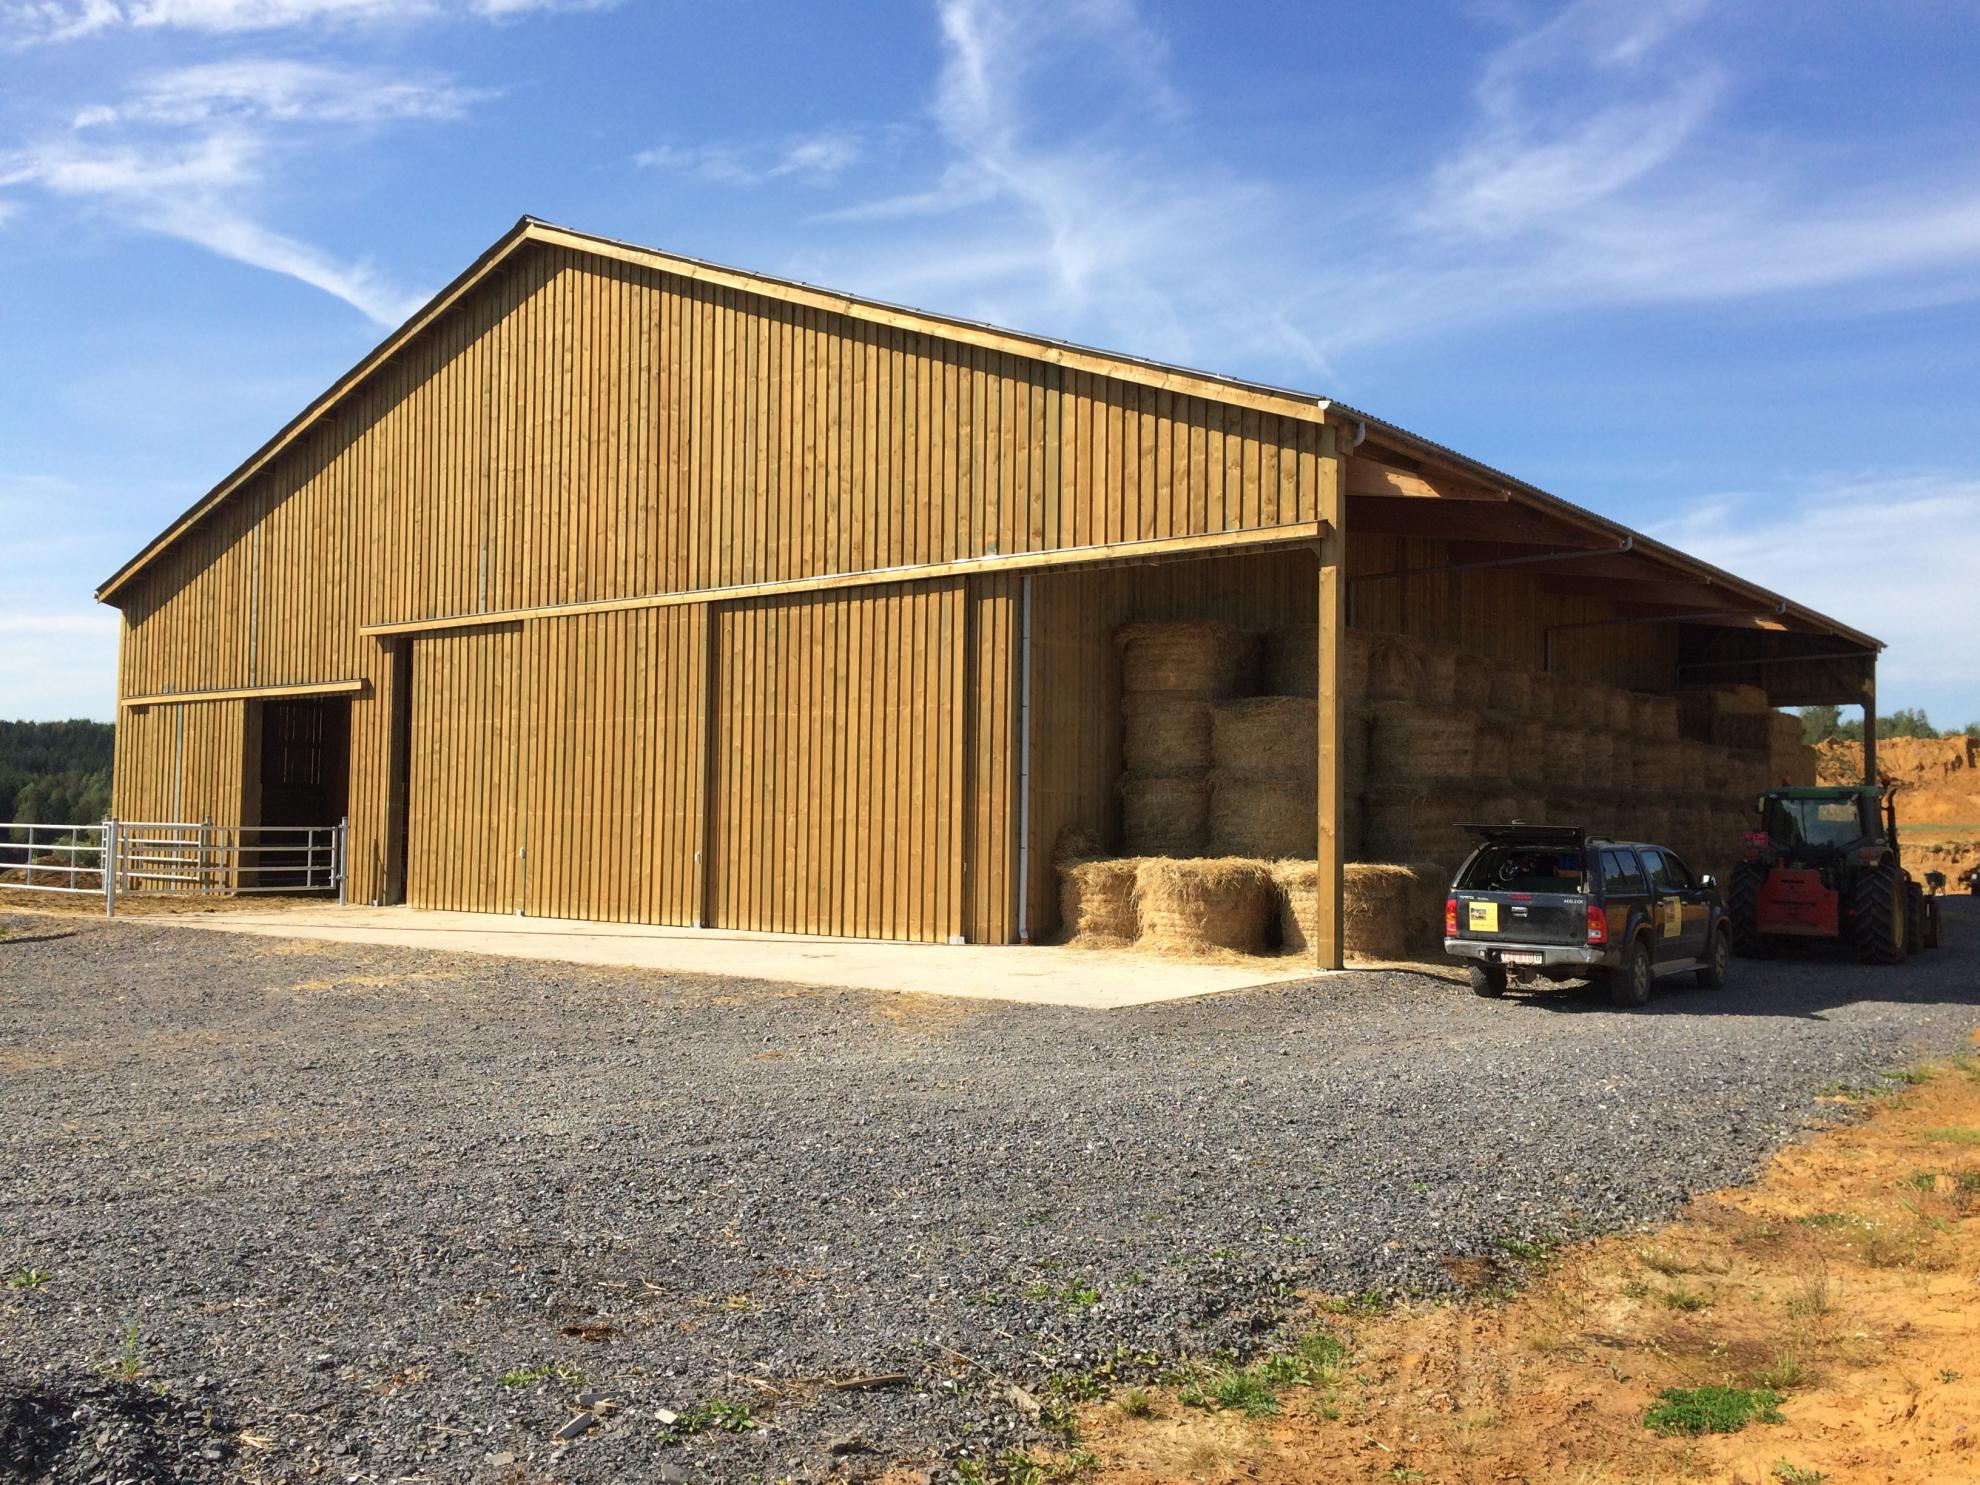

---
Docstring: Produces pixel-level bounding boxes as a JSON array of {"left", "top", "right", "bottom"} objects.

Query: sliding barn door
[
  {"left": 406, "top": 624, "right": 526, "bottom": 913},
  {"left": 708, "top": 581, "right": 965, "bottom": 941}
]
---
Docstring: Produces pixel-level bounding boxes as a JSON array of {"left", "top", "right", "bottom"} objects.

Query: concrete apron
[{"left": 154, "top": 905, "right": 1335, "bottom": 1009}]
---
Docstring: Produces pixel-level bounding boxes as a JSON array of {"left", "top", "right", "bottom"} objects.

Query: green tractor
[{"left": 1728, "top": 783, "right": 1941, "bottom": 963}]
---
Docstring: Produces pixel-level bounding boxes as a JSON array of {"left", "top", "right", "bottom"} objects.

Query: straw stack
[
  {"left": 1059, "top": 858, "right": 1140, "bottom": 947},
  {"left": 1134, "top": 857, "right": 1277, "bottom": 955}
]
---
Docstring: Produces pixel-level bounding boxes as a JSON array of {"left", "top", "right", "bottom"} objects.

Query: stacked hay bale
[
  {"left": 1116, "top": 621, "right": 1253, "bottom": 856},
  {"left": 1209, "top": 697, "right": 1326, "bottom": 859},
  {"left": 1274, "top": 859, "right": 1448, "bottom": 962},
  {"left": 1135, "top": 857, "right": 1277, "bottom": 956}
]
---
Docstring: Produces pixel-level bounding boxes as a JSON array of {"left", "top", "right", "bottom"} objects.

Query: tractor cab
[{"left": 1743, "top": 785, "right": 1893, "bottom": 870}]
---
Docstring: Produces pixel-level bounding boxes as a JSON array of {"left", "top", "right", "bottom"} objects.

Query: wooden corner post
[
  {"left": 1860, "top": 661, "right": 1878, "bottom": 784},
  {"left": 1315, "top": 423, "right": 1347, "bottom": 969}
]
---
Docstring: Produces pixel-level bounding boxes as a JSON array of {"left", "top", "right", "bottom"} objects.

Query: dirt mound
[
  {"left": 0, "top": 1373, "right": 235, "bottom": 1483},
  {"left": 1817, "top": 734, "right": 1980, "bottom": 825}
]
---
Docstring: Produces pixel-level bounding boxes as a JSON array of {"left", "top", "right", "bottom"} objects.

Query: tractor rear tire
[
  {"left": 1729, "top": 863, "right": 1771, "bottom": 958},
  {"left": 1852, "top": 861, "right": 1908, "bottom": 965}
]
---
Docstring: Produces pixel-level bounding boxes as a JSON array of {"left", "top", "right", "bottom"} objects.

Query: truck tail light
[
  {"left": 1444, "top": 897, "right": 1458, "bottom": 936},
  {"left": 1586, "top": 903, "right": 1608, "bottom": 945}
]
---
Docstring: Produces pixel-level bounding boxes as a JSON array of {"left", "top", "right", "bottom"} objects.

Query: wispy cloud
[
  {"left": 1651, "top": 474, "right": 1980, "bottom": 712},
  {"left": 4, "top": 0, "right": 612, "bottom": 44},
  {"left": 637, "top": 127, "right": 879, "bottom": 188},
  {"left": 1, "top": 58, "right": 481, "bottom": 323},
  {"left": 1322, "top": 0, "right": 1980, "bottom": 350},
  {"left": 781, "top": 0, "right": 1325, "bottom": 374}
]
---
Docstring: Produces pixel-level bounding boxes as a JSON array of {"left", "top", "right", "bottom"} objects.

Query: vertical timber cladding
[
  {"left": 111, "top": 699, "right": 247, "bottom": 825},
  {"left": 405, "top": 625, "right": 526, "bottom": 913},
  {"left": 521, "top": 606, "right": 706, "bottom": 927},
  {"left": 708, "top": 580, "right": 967, "bottom": 942}
]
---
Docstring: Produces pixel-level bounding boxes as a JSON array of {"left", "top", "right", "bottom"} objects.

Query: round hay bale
[
  {"left": 1209, "top": 777, "right": 1316, "bottom": 859},
  {"left": 1059, "top": 858, "right": 1139, "bottom": 946},
  {"left": 1342, "top": 862, "right": 1414, "bottom": 961},
  {"left": 1417, "top": 645, "right": 1458, "bottom": 707},
  {"left": 1116, "top": 620, "right": 1253, "bottom": 698},
  {"left": 1474, "top": 714, "right": 1513, "bottom": 779},
  {"left": 1632, "top": 693, "right": 1680, "bottom": 741},
  {"left": 1523, "top": 670, "right": 1555, "bottom": 722},
  {"left": 1123, "top": 695, "right": 1212, "bottom": 776},
  {"left": 1265, "top": 624, "right": 1321, "bottom": 699},
  {"left": 1212, "top": 697, "right": 1317, "bottom": 780},
  {"left": 1120, "top": 774, "right": 1210, "bottom": 857},
  {"left": 1368, "top": 702, "right": 1478, "bottom": 781},
  {"left": 1135, "top": 857, "right": 1276, "bottom": 956},
  {"left": 1365, "top": 635, "right": 1425, "bottom": 702}
]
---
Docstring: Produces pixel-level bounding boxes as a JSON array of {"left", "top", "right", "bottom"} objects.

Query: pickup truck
[{"left": 1443, "top": 823, "right": 1730, "bottom": 1008}]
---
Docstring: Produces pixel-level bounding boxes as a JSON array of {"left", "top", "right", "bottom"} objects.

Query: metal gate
[{"left": 0, "top": 818, "right": 346, "bottom": 917}]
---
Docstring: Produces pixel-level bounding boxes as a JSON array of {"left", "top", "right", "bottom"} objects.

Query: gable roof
[{"left": 93, "top": 217, "right": 1882, "bottom": 654}]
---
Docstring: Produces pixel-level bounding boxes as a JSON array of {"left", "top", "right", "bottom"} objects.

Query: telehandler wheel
[
  {"left": 1468, "top": 963, "right": 1507, "bottom": 999},
  {"left": 1852, "top": 861, "right": 1908, "bottom": 965},
  {"left": 1728, "top": 862, "right": 1771, "bottom": 958},
  {"left": 1904, "top": 880, "right": 1926, "bottom": 955},
  {"left": 1607, "top": 937, "right": 1654, "bottom": 1008}
]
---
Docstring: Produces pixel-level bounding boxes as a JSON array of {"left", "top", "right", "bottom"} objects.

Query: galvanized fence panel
[{"left": 0, "top": 818, "right": 345, "bottom": 916}]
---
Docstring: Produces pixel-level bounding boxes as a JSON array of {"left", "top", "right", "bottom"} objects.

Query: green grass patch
[
  {"left": 1644, "top": 1385, "right": 1783, "bottom": 1436},
  {"left": 1658, "top": 1284, "right": 1710, "bottom": 1312},
  {"left": 1773, "top": 1463, "right": 1827, "bottom": 1485},
  {"left": 5, "top": 1267, "right": 53, "bottom": 1289},
  {"left": 496, "top": 1359, "right": 586, "bottom": 1389},
  {"left": 1921, "top": 1127, "right": 1980, "bottom": 1145}
]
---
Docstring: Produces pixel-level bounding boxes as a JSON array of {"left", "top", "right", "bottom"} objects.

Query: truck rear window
[{"left": 1459, "top": 846, "right": 1587, "bottom": 893}]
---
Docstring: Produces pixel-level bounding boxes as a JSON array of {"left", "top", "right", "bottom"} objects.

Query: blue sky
[{"left": 2, "top": 0, "right": 1977, "bottom": 725}]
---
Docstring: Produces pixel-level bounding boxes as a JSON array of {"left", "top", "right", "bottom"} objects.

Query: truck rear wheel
[
  {"left": 1607, "top": 938, "right": 1653, "bottom": 1008},
  {"left": 1695, "top": 924, "right": 1730, "bottom": 989},
  {"left": 1468, "top": 963, "right": 1507, "bottom": 998},
  {"left": 1729, "top": 863, "right": 1770, "bottom": 957},
  {"left": 1852, "top": 861, "right": 1907, "bottom": 965}
]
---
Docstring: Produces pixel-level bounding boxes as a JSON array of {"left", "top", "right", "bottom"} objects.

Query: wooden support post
[
  {"left": 1861, "top": 663, "right": 1878, "bottom": 784},
  {"left": 1316, "top": 423, "right": 1346, "bottom": 970}
]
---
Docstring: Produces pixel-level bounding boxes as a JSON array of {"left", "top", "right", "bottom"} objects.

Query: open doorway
[{"left": 243, "top": 696, "right": 350, "bottom": 893}]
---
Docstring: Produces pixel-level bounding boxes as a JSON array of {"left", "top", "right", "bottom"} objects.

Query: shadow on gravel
[
  {"left": 0, "top": 1374, "right": 235, "bottom": 1484},
  {"left": 1498, "top": 900, "right": 1979, "bottom": 1021}
]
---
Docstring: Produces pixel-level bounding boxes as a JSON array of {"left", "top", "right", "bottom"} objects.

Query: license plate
[
  {"left": 1467, "top": 901, "right": 1499, "bottom": 932},
  {"left": 1501, "top": 950, "right": 1544, "bottom": 965}
]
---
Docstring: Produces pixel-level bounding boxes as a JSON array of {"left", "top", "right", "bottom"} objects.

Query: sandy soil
[
  {"left": 1818, "top": 736, "right": 1980, "bottom": 828},
  {"left": 1071, "top": 1036, "right": 1980, "bottom": 1485}
]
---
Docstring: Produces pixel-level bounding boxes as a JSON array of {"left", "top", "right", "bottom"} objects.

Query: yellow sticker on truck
[{"left": 1467, "top": 901, "right": 1499, "bottom": 933}]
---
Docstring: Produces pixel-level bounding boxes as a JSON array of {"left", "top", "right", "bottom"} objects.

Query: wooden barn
[{"left": 97, "top": 218, "right": 1882, "bottom": 966}]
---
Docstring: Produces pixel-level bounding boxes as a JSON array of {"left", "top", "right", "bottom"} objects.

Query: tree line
[
  {"left": 1800, "top": 706, "right": 1980, "bottom": 746},
  {"left": 0, "top": 720, "right": 114, "bottom": 826}
]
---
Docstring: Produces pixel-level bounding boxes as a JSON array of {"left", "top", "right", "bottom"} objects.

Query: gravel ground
[{"left": 2, "top": 904, "right": 1976, "bottom": 1483}]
